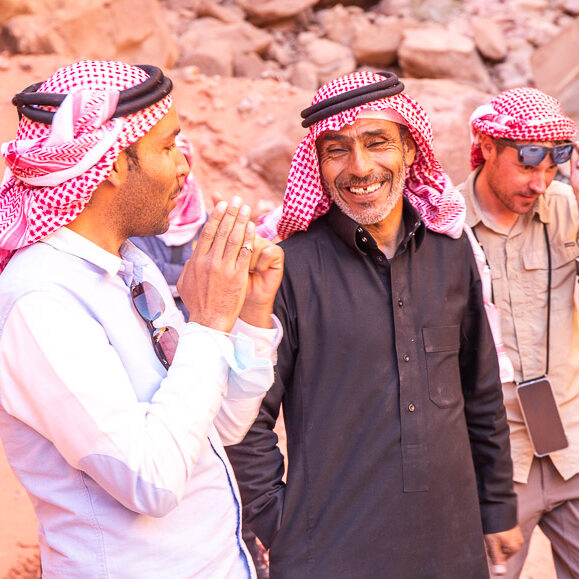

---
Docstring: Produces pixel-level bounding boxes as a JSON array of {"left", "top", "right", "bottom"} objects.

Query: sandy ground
[{"left": 0, "top": 439, "right": 556, "bottom": 578}]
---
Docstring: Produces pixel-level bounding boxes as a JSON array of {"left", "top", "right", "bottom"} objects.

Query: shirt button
[
  {"left": 361, "top": 236, "right": 368, "bottom": 243},
  {"left": 398, "top": 299, "right": 403, "bottom": 307},
  {"left": 403, "top": 353, "right": 410, "bottom": 362},
  {"left": 408, "top": 403, "right": 416, "bottom": 412},
  {"left": 376, "top": 255, "right": 384, "bottom": 262},
  {"left": 357, "top": 227, "right": 364, "bottom": 233}
]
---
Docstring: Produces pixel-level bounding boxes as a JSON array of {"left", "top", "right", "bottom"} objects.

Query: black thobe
[{"left": 227, "top": 201, "right": 517, "bottom": 578}]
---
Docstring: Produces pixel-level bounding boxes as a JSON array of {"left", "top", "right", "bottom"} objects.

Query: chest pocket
[
  {"left": 522, "top": 243, "right": 577, "bottom": 308},
  {"left": 422, "top": 325, "right": 462, "bottom": 408}
]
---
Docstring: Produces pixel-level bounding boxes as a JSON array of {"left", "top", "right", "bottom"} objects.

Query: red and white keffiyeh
[
  {"left": 277, "top": 70, "right": 465, "bottom": 240},
  {"left": 156, "top": 134, "right": 206, "bottom": 247},
  {"left": 0, "top": 60, "right": 173, "bottom": 269},
  {"left": 470, "top": 86, "right": 577, "bottom": 169}
]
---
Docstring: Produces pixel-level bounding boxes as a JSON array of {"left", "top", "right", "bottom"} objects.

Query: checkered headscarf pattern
[
  {"left": 0, "top": 60, "right": 172, "bottom": 269},
  {"left": 470, "top": 87, "right": 576, "bottom": 169},
  {"left": 278, "top": 70, "right": 465, "bottom": 239}
]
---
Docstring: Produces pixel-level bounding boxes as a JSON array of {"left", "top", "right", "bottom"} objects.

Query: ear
[
  {"left": 403, "top": 132, "right": 417, "bottom": 167},
  {"left": 479, "top": 133, "right": 496, "bottom": 161},
  {"left": 106, "top": 151, "right": 129, "bottom": 188}
]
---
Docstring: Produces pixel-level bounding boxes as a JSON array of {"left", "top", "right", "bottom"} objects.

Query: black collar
[{"left": 327, "top": 197, "right": 425, "bottom": 256}]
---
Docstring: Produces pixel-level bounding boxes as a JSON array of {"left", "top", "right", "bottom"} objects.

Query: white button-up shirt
[{"left": 0, "top": 227, "right": 281, "bottom": 578}]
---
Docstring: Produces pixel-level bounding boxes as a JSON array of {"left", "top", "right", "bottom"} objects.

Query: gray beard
[{"left": 327, "top": 169, "right": 406, "bottom": 225}]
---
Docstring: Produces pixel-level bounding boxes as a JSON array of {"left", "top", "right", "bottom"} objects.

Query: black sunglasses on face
[
  {"left": 131, "top": 281, "right": 179, "bottom": 370},
  {"left": 496, "top": 138, "right": 574, "bottom": 166}
]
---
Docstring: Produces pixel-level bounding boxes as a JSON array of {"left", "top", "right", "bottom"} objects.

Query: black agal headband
[
  {"left": 300, "top": 72, "right": 405, "bottom": 128},
  {"left": 11, "top": 64, "right": 173, "bottom": 125}
]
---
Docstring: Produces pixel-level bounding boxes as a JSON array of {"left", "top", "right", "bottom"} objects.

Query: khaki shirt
[{"left": 460, "top": 168, "right": 579, "bottom": 483}]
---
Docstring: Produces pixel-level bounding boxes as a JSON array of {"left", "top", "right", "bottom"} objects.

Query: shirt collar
[
  {"left": 41, "top": 227, "right": 150, "bottom": 284},
  {"left": 327, "top": 197, "right": 425, "bottom": 255},
  {"left": 534, "top": 195, "right": 550, "bottom": 224}
]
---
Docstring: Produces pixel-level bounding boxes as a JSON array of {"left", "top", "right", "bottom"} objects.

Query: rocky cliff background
[
  {"left": 0, "top": 0, "right": 578, "bottom": 213},
  {"left": 0, "top": 1, "right": 574, "bottom": 576}
]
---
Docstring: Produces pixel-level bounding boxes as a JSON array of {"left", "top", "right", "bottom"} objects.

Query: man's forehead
[{"left": 142, "top": 105, "right": 180, "bottom": 140}]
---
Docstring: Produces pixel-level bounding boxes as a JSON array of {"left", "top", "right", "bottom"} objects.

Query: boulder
[
  {"left": 399, "top": 26, "right": 495, "bottom": 92},
  {"left": 267, "top": 40, "right": 297, "bottom": 67},
  {"left": 317, "top": 4, "right": 361, "bottom": 46},
  {"left": 317, "top": 0, "right": 381, "bottom": 7},
  {"left": 472, "top": 17, "right": 507, "bottom": 61},
  {"left": 178, "top": 18, "right": 273, "bottom": 63},
  {"left": 196, "top": 0, "right": 244, "bottom": 23},
  {"left": 0, "top": 0, "right": 35, "bottom": 25},
  {"left": 236, "top": 0, "right": 319, "bottom": 26},
  {"left": 350, "top": 17, "right": 402, "bottom": 67},
  {"left": 508, "top": 0, "right": 550, "bottom": 11},
  {"left": 0, "top": 0, "right": 101, "bottom": 25},
  {"left": 180, "top": 40, "right": 233, "bottom": 77},
  {"left": 288, "top": 60, "right": 319, "bottom": 91},
  {"left": 299, "top": 34, "right": 357, "bottom": 85},
  {"left": 1, "top": 0, "right": 178, "bottom": 68},
  {"left": 493, "top": 38, "right": 534, "bottom": 89},
  {"left": 1, "top": 15, "right": 56, "bottom": 54},
  {"left": 234, "top": 52, "right": 279, "bottom": 79},
  {"left": 158, "top": 0, "right": 204, "bottom": 13},
  {"left": 247, "top": 134, "right": 297, "bottom": 193},
  {"left": 375, "top": 0, "right": 415, "bottom": 17},
  {"left": 526, "top": 19, "right": 561, "bottom": 47}
]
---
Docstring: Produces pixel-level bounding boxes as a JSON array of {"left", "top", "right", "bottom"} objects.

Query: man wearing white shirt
[{"left": 0, "top": 60, "right": 283, "bottom": 578}]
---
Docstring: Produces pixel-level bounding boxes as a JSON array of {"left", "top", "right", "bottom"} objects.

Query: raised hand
[
  {"left": 177, "top": 196, "right": 255, "bottom": 333},
  {"left": 240, "top": 233, "right": 284, "bottom": 329}
]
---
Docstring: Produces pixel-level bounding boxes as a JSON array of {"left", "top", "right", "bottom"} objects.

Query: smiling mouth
[{"left": 347, "top": 182, "right": 384, "bottom": 195}]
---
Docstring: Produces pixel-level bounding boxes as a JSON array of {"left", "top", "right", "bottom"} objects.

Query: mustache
[{"left": 335, "top": 172, "right": 393, "bottom": 189}]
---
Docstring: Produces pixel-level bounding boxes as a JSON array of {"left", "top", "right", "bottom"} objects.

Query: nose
[
  {"left": 527, "top": 167, "right": 551, "bottom": 196},
  {"left": 349, "top": 143, "right": 373, "bottom": 177},
  {"left": 174, "top": 145, "right": 190, "bottom": 179}
]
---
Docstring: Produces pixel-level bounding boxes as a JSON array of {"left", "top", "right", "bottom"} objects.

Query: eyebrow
[
  {"left": 162, "top": 128, "right": 181, "bottom": 143},
  {"left": 320, "top": 129, "right": 396, "bottom": 144}
]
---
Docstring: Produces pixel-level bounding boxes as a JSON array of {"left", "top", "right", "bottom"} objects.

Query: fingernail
[
  {"left": 492, "top": 564, "right": 507, "bottom": 575},
  {"left": 216, "top": 201, "right": 227, "bottom": 212},
  {"left": 240, "top": 204, "right": 251, "bottom": 216},
  {"left": 231, "top": 196, "right": 242, "bottom": 207},
  {"left": 246, "top": 221, "right": 255, "bottom": 233}
]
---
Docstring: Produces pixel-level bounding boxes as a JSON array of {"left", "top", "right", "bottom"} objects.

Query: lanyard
[
  {"left": 473, "top": 223, "right": 551, "bottom": 377},
  {"left": 543, "top": 223, "right": 551, "bottom": 377}
]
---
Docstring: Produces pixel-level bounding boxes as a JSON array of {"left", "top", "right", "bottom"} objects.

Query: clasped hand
[{"left": 176, "top": 196, "right": 284, "bottom": 332}]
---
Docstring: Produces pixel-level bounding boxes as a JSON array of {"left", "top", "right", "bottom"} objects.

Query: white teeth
[{"left": 349, "top": 182, "right": 382, "bottom": 194}]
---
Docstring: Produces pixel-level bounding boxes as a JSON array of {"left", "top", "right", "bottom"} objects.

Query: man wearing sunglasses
[
  {"left": 0, "top": 61, "right": 283, "bottom": 577},
  {"left": 459, "top": 87, "right": 579, "bottom": 578}
]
